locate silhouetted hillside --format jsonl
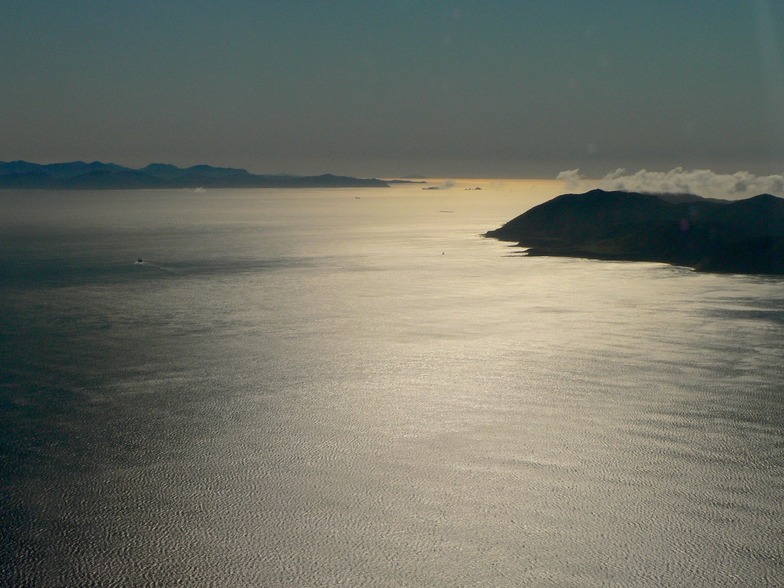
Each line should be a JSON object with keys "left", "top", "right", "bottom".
{"left": 486, "top": 189, "right": 784, "bottom": 275}
{"left": 0, "top": 161, "right": 389, "bottom": 189}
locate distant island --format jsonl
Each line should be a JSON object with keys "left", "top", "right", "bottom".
{"left": 0, "top": 161, "right": 389, "bottom": 189}
{"left": 485, "top": 189, "right": 784, "bottom": 275}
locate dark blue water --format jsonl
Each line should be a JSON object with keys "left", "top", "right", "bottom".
{"left": 2, "top": 185, "right": 783, "bottom": 586}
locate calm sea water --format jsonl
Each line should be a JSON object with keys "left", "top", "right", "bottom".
{"left": 1, "top": 182, "right": 783, "bottom": 587}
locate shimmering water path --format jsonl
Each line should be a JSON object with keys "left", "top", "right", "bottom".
{"left": 1, "top": 183, "right": 782, "bottom": 586}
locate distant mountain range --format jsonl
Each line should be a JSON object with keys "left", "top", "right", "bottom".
{"left": 0, "top": 161, "right": 389, "bottom": 189}
{"left": 486, "top": 189, "right": 784, "bottom": 275}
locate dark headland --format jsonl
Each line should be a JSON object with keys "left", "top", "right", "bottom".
{"left": 0, "top": 161, "right": 389, "bottom": 189}
{"left": 485, "top": 189, "right": 784, "bottom": 275}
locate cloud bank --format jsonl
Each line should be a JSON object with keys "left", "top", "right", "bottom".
{"left": 557, "top": 168, "right": 784, "bottom": 200}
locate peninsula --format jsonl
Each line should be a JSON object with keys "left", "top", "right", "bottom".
{"left": 0, "top": 161, "right": 389, "bottom": 190}
{"left": 485, "top": 189, "right": 784, "bottom": 275}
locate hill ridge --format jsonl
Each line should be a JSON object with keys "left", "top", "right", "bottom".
{"left": 486, "top": 189, "right": 784, "bottom": 275}
{"left": 0, "top": 161, "right": 389, "bottom": 189}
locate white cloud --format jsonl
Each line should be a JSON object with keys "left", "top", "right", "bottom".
{"left": 556, "top": 169, "right": 583, "bottom": 192}
{"left": 557, "top": 168, "right": 784, "bottom": 200}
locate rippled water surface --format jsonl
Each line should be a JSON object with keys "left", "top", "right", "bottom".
{"left": 1, "top": 182, "right": 783, "bottom": 586}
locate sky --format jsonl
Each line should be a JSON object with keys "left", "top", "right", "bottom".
{"left": 1, "top": 1, "right": 783, "bottom": 179}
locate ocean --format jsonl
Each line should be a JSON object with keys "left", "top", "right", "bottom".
{"left": 1, "top": 181, "right": 782, "bottom": 586}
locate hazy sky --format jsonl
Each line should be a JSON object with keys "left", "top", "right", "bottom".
{"left": 2, "top": 1, "right": 782, "bottom": 178}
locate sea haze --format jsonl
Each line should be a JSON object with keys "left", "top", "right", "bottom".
{"left": 1, "top": 182, "right": 782, "bottom": 586}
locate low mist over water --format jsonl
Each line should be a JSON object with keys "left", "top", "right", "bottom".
{"left": 2, "top": 182, "right": 782, "bottom": 586}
